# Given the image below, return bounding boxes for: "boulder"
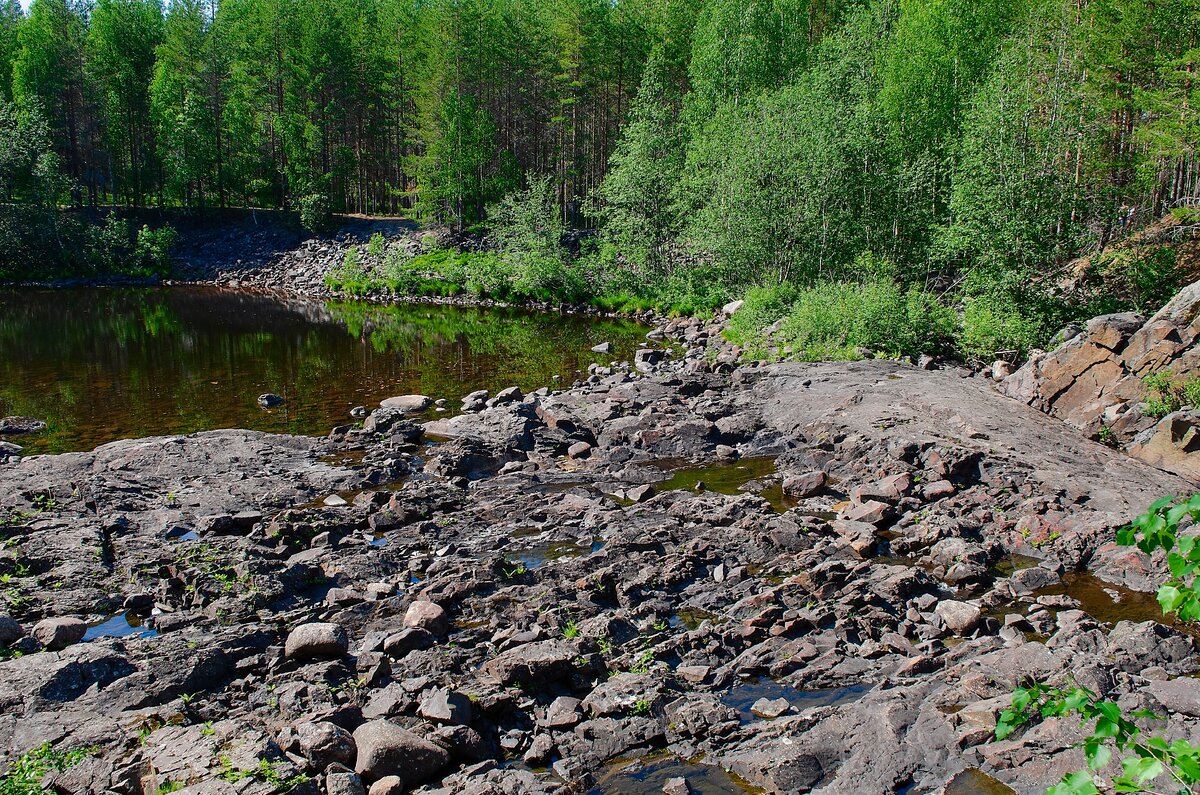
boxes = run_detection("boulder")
[285,622,349,660]
[257,393,285,408]
[32,617,87,650]
[0,416,47,435]
[0,614,24,645]
[418,688,473,725]
[934,600,982,634]
[353,720,450,785]
[403,601,449,636]
[368,776,406,795]
[591,342,613,354]
[1128,410,1200,482]
[722,299,745,316]
[289,721,356,769]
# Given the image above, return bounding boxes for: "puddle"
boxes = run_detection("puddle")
[990,554,1041,578]
[1035,573,1183,632]
[589,756,763,794]
[370,532,388,547]
[84,611,158,641]
[669,607,720,630]
[504,536,603,570]
[656,458,777,498]
[943,769,1016,794]
[720,678,870,722]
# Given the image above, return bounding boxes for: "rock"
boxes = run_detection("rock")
[494,386,524,404]
[290,721,357,769]
[840,499,890,526]
[1129,410,1200,482]
[326,768,366,795]
[368,776,405,795]
[380,395,432,413]
[1148,678,1200,718]
[664,778,691,795]
[257,393,285,408]
[285,622,349,660]
[991,360,1014,381]
[0,614,24,645]
[383,627,436,657]
[351,405,369,419]
[523,734,556,766]
[403,601,449,636]
[543,696,583,728]
[0,441,22,457]
[0,416,47,435]
[722,299,745,316]
[591,342,613,354]
[482,641,576,685]
[751,697,791,719]
[418,688,473,725]
[353,720,450,785]
[782,471,826,497]
[627,484,656,503]
[567,441,593,460]
[634,349,666,372]
[934,600,982,634]
[31,617,86,650]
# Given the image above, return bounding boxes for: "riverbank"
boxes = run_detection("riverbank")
[1,308,1197,794]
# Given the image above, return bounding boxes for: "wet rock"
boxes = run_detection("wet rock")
[285,622,349,660]
[0,416,47,434]
[751,697,791,719]
[663,778,692,795]
[353,719,450,785]
[381,395,432,413]
[31,617,86,650]
[257,393,285,408]
[403,601,449,636]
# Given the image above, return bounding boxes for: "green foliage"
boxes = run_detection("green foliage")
[725,283,801,346]
[133,225,177,277]
[1117,494,1200,621]
[0,743,95,795]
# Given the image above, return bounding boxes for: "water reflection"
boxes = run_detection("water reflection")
[0,288,648,453]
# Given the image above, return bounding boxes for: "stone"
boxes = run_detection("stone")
[921,479,956,500]
[418,688,473,725]
[991,361,1014,381]
[634,349,666,372]
[257,393,285,408]
[591,342,613,354]
[0,614,24,645]
[482,641,576,685]
[1129,410,1200,482]
[380,395,432,413]
[326,768,366,795]
[0,416,47,434]
[353,720,450,785]
[782,471,826,497]
[494,386,524,404]
[627,484,656,503]
[567,441,593,459]
[934,600,982,634]
[291,721,356,768]
[383,627,436,657]
[368,776,405,795]
[751,697,791,719]
[285,622,349,660]
[1148,678,1200,718]
[722,299,745,316]
[31,617,86,650]
[523,734,556,766]
[543,696,583,728]
[840,499,890,526]
[403,601,449,636]
[664,778,691,795]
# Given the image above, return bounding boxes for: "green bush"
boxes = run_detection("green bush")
[775,280,955,360]
[133,225,177,277]
[958,293,1044,361]
[366,232,386,258]
[297,192,331,233]
[726,283,801,345]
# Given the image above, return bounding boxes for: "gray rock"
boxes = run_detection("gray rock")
[0,416,47,434]
[722,299,745,316]
[284,622,349,660]
[353,719,450,785]
[482,641,576,685]
[542,696,583,728]
[0,614,24,645]
[32,617,86,650]
[664,776,691,795]
[380,395,432,413]
[934,600,982,634]
[290,720,356,768]
[591,342,613,354]
[751,697,791,719]
[257,393,285,408]
[567,441,593,459]
[418,688,473,725]
[326,766,366,795]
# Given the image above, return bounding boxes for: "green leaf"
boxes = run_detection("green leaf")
[1121,755,1163,784]
[1158,584,1185,614]
[1047,770,1100,795]
[1116,527,1136,546]
[1084,740,1112,771]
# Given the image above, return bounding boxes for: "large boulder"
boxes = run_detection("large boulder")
[380,395,433,413]
[352,720,449,785]
[481,641,576,686]
[0,416,47,435]
[403,601,449,636]
[1128,410,1200,481]
[0,615,24,646]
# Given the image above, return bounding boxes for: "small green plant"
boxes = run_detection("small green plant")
[631,699,652,716]
[1143,371,1183,419]
[367,232,386,258]
[157,781,184,794]
[562,620,580,640]
[652,619,669,632]
[629,649,655,674]
[1097,424,1118,448]
[0,743,95,794]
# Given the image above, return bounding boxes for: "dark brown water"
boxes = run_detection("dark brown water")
[0,287,649,454]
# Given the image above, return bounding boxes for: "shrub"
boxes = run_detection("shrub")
[958,292,1043,362]
[366,232,386,259]
[297,191,331,233]
[133,225,177,277]
[776,280,955,360]
[726,283,801,345]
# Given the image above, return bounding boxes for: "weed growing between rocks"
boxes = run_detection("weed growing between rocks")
[998,495,1200,794]
[0,743,94,794]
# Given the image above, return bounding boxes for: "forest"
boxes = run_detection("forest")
[1,0,1199,361]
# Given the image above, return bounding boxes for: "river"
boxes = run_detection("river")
[0,287,648,454]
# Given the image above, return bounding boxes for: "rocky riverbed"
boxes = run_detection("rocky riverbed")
[1,310,1198,795]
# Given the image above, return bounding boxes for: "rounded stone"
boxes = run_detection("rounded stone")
[402,601,448,636]
[367,776,405,795]
[32,617,87,650]
[284,622,349,660]
[0,614,24,646]
[352,719,449,785]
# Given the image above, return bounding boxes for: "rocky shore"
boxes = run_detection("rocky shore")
[2,303,1199,795]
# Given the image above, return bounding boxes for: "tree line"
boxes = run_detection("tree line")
[2,0,1199,360]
